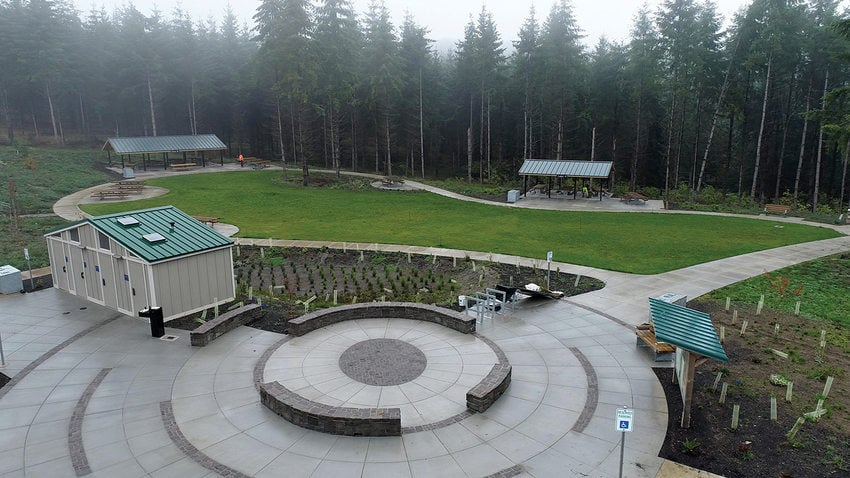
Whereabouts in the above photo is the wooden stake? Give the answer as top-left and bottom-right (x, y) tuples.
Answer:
(740, 320), (748, 336)
(794, 301), (800, 315)
(574, 275), (581, 287)
(774, 323), (780, 337)
(732, 310), (738, 324)
(756, 295), (764, 315)
(453, 256), (457, 268)
(719, 382), (728, 404)
(725, 297), (731, 311)
(772, 349), (788, 359)
(260, 248), (264, 258)
(786, 382), (793, 402)
(407, 252), (411, 263)
(236, 245), (240, 257)
(731, 404), (740, 429)
(720, 325), (725, 343)
(333, 290), (338, 305)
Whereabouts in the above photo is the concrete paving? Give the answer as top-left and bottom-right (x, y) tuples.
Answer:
(0, 171), (844, 477)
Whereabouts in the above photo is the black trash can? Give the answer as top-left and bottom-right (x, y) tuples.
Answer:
(139, 306), (164, 338)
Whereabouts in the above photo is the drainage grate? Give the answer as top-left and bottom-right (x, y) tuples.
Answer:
(159, 335), (179, 342)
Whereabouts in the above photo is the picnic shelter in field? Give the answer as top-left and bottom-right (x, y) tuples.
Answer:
(103, 134), (228, 170)
(518, 159), (613, 199)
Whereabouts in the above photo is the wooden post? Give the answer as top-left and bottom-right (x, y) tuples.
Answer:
(786, 382), (793, 402)
(725, 297), (731, 311)
(731, 404), (740, 429)
(823, 376), (834, 398)
(770, 396), (777, 421)
(740, 320), (748, 336)
(732, 310), (738, 324)
(719, 382), (728, 404)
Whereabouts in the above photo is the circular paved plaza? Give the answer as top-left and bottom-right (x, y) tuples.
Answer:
(262, 318), (499, 428)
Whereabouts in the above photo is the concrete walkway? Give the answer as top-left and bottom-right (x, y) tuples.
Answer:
(0, 171), (842, 477)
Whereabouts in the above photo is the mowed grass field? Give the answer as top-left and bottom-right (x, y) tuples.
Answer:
(81, 171), (842, 274)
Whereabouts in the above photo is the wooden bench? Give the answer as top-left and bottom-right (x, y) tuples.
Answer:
(636, 327), (676, 361)
(170, 162), (196, 170)
(621, 191), (649, 204)
(192, 215), (220, 226)
(112, 184), (145, 194)
(91, 190), (128, 200)
(764, 203), (792, 216)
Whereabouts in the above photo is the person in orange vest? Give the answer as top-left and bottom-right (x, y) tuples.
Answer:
(238, 154), (244, 167)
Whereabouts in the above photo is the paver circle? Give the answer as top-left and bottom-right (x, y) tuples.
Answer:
(339, 338), (427, 386)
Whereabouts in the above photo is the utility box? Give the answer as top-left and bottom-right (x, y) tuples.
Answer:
(507, 190), (520, 203)
(651, 293), (687, 322)
(123, 167), (135, 179)
(0, 265), (22, 294)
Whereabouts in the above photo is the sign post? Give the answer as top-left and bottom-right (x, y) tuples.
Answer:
(546, 251), (553, 289)
(24, 248), (33, 291)
(616, 406), (634, 478)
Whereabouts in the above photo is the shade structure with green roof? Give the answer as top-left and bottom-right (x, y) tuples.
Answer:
(649, 297), (728, 362)
(648, 297), (728, 428)
(103, 134), (227, 169)
(45, 206), (235, 321)
(518, 160), (613, 199)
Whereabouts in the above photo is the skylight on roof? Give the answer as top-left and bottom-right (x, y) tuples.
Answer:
(143, 233), (166, 243)
(117, 216), (140, 226)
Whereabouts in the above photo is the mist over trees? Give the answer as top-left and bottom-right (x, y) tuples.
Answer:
(1, 0), (849, 211)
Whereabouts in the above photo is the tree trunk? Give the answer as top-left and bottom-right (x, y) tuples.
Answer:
(479, 86), (484, 184)
(664, 93), (677, 204)
(385, 115), (391, 177)
(774, 73), (796, 200)
(486, 94), (491, 181)
(792, 93), (810, 209)
(419, 68), (425, 179)
(290, 106), (298, 167)
(276, 98), (287, 179)
(190, 80), (197, 135)
(590, 127), (596, 161)
(750, 57), (772, 198)
(468, 93), (473, 183)
(299, 108), (308, 186)
(331, 102), (340, 178)
(351, 112), (357, 172)
(631, 94), (642, 192)
(46, 81), (59, 142)
(2, 88), (14, 145)
(78, 93), (87, 135)
(812, 72), (828, 213)
(147, 76), (157, 136)
(467, 127), (473, 183)
(556, 117), (563, 161)
(840, 139), (850, 216)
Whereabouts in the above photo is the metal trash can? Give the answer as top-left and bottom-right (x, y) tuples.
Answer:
(0, 265), (22, 294)
(139, 307), (164, 338)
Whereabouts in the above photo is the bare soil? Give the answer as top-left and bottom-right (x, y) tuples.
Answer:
(657, 300), (850, 478)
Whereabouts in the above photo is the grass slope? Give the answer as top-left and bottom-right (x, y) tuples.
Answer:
(81, 171), (842, 274)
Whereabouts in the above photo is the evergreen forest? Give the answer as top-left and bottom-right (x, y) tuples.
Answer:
(2, 0), (850, 212)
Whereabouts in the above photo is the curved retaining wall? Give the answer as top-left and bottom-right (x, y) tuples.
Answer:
(260, 303), (510, 436)
(286, 302), (476, 336)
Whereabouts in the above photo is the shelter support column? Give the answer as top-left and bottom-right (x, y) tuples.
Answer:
(681, 349), (697, 428)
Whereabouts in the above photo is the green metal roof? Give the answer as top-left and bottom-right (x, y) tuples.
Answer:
(519, 160), (613, 178)
(649, 298), (728, 362)
(86, 206), (232, 263)
(103, 134), (226, 155)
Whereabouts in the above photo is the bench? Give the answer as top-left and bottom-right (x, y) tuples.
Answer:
(260, 381), (401, 436)
(192, 215), (220, 226)
(381, 177), (405, 186)
(466, 363), (512, 413)
(621, 191), (649, 204)
(636, 327), (676, 361)
(112, 184), (145, 194)
(170, 162), (196, 170)
(764, 203), (792, 216)
(190, 304), (262, 347)
(287, 302), (476, 337)
(91, 190), (128, 200)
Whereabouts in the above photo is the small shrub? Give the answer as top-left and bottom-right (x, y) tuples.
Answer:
(681, 438), (701, 455)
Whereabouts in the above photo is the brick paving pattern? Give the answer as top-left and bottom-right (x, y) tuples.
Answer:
(68, 368), (111, 476)
(339, 338), (427, 386)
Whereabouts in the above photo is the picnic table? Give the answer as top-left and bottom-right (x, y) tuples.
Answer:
(243, 158), (271, 169)
(170, 162), (197, 170)
(192, 215), (220, 226)
(91, 190), (128, 200)
(621, 192), (649, 204)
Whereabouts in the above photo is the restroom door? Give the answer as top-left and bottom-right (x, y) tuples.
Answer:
(113, 258), (132, 315)
(83, 249), (103, 303)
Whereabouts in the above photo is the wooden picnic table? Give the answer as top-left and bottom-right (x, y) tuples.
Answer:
(91, 190), (128, 200)
(170, 162), (197, 170)
(621, 191), (649, 204)
(192, 215), (220, 226)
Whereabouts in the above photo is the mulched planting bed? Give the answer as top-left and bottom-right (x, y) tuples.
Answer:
(167, 246), (604, 335)
(656, 300), (850, 478)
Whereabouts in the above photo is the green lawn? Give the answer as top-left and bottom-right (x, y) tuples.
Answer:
(80, 171), (842, 274)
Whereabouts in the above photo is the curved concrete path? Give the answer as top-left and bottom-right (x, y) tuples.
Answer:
(0, 170), (843, 477)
